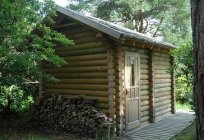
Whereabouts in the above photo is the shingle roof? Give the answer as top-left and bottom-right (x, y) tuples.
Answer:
(56, 5), (176, 49)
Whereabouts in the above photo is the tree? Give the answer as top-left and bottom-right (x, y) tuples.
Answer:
(191, 0), (204, 139)
(0, 0), (73, 114)
(171, 42), (193, 104)
(68, 0), (191, 45)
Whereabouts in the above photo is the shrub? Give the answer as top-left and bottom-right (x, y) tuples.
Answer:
(0, 85), (35, 115)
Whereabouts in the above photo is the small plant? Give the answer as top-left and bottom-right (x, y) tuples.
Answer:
(0, 85), (34, 115)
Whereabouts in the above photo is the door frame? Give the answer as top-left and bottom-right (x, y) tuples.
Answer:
(124, 51), (141, 130)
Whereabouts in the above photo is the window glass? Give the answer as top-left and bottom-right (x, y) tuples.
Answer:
(130, 57), (135, 86)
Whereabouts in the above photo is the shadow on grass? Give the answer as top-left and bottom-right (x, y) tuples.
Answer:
(171, 123), (196, 140)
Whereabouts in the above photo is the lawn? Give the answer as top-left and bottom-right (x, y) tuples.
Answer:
(171, 123), (196, 140)
(176, 102), (193, 111)
(0, 115), (89, 140)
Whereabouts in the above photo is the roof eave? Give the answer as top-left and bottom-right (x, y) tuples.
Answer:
(56, 5), (122, 39)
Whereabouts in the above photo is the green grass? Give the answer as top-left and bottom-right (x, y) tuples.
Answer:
(0, 134), (50, 140)
(171, 123), (196, 140)
(176, 102), (193, 111)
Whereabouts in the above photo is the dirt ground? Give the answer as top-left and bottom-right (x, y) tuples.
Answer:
(0, 114), (92, 140)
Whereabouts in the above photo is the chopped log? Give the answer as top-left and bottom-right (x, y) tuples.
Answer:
(31, 94), (111, 138)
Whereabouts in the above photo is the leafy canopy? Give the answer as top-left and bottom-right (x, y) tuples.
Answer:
(68, 0), (191, 45)
(0, 0), (73, 87)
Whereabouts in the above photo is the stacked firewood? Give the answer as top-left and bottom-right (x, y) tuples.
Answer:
(31, 94), (111, 137)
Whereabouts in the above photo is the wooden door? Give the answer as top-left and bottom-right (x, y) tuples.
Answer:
(125, 52), (140, 130)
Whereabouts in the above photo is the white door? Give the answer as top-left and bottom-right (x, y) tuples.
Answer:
(125, 52), (140, 130)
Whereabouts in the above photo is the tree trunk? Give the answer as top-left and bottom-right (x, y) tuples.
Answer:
(191, 0), (204, 139)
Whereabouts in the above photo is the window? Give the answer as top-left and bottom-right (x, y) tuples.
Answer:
(130, 57), (135, 86)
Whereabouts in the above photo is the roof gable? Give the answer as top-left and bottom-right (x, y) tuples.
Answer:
(56, 5), (176, 49)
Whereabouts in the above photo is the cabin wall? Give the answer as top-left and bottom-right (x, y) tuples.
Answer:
(152, 51), (173, 121)
(114, 46), (174, 135)
(114, 46), (150, 135)
(41, 22), (114, 116)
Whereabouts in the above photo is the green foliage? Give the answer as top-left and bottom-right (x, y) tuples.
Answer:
(0, 0), (73, 114)
(68, 0), (191, 45)
(0, 85), (34, 114)
(0, 0), (74, 87)
(176, 101), (192, 111)
(171, 42), (193, 104)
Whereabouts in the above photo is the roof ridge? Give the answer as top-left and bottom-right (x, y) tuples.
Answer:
(55, 5), (176, 49)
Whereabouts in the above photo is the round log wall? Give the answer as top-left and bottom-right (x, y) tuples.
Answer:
(42, 22), (112, 117)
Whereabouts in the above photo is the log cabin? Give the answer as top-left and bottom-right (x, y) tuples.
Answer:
(41, 5), (176, 135)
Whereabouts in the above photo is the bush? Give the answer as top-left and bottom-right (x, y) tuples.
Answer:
(171, 42), (193, 105)
(176, 76), (193, 104)
(0, 84), (35, 115)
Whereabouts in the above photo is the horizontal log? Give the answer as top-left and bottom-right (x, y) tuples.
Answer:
(141, 105), (149, 112)
(61, 60), (107, 67)
(102, 108), (116, 115)
(141, 95), (149, 101)
(140, 75), (149, 80)
(155, 108), (171, 117)
(56, 79), (107, 84)
(69, 31), (96, 39)
(97, 103), (109, 109)
(140, 90), (149, 95)
(141, 121), (149, 127)
(155, 92), (171, 98)
(141, 116), (149, 123)
(50, 93), (109, 103)
(45, 66), (108, 73)
(141, 85), (149, 91)
(51, 72), (107, 78)
(155, 104), (171, 112)
(45, 84), (108, 91)
(56, 42), (104, 51)
(154, 79), (171, 84)
(153, 70), (170, 74)
(45, 89), (108, 97)
(155, 100), (171, 107)
(140, 59), (148, 64)
(154, 87), (171, 93)
(154, 74), (171, 79)
(155, 83), (171, 88)
(44, 60), (107, 68)
(140, 64), (148, 69)
(74, 37), (99, 44)
(155, 95), (171, 103)
(141, 100), (149, 107)
(56, 47), (107, 57)
(61, 26), (89, 34)
(140, 80), (148, 85)
(153, 52), (170, 57)
(140, 69), (148, 74)
(141, 111), (149, 118)
(153, 66), (170, 70)
(152, 56), (170, 62)
(155, 112), (171, 121)
(153, 61), (170, 66)
(84, 96), (109, 103)
(63, 53), (107, 61)
(140, 54), (149, 59)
